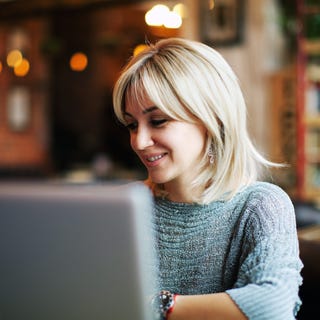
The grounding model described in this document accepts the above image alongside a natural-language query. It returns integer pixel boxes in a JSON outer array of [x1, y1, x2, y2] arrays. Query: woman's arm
[[170, 292, 247, 320]]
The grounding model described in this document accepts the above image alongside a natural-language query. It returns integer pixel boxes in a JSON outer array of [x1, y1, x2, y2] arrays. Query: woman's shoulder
[[239, 181, 292, 205], [237, 182, 297, 237], [237, 182, 295, 220]]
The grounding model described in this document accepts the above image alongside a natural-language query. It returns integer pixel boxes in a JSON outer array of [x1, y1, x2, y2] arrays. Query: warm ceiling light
[[7, 49, 23, 67], [14, 58, 30, 77], [70, 52, 88, 72], [164, 11, 182, 28], [133, 44, 148, 56], [145, 3, 183, 29], [145, 4, 170, 26]]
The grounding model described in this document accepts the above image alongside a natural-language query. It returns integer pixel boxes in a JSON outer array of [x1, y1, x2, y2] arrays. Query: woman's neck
[[164, 181, 202, 203]]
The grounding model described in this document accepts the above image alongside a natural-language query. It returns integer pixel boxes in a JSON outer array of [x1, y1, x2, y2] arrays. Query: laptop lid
[[0, 181, 157, 320]]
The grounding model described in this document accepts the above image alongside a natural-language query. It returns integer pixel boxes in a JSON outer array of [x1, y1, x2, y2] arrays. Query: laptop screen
[[0, 181, 157, 320]]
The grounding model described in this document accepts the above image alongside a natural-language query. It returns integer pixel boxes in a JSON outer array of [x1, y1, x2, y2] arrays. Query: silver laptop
[[0, 181, 157, 320]]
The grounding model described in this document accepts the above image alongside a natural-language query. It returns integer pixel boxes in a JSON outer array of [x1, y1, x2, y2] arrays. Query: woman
[[112, 37, 303, 320]]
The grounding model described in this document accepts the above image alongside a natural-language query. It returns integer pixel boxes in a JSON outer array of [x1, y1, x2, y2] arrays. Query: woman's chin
[[148, 174, 169, 185]]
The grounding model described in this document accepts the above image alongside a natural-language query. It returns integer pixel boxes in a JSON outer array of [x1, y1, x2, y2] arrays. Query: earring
[[208, 146, 214, 164]]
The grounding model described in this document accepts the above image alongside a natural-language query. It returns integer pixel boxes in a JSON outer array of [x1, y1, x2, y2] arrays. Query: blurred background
[[0, 0, 319, 318], [0, 0, 302, 185]]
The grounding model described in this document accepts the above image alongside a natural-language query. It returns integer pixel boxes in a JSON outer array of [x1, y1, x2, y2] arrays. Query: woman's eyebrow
[[143, 106, 158, 114], [124, 106, 158, 118]]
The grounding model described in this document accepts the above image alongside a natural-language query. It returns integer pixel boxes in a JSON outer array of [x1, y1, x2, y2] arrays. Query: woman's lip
[[141, 153, 167, 166]]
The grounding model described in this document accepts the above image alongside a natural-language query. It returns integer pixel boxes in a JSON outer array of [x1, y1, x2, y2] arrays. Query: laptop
[[0, 181, 157, 320]]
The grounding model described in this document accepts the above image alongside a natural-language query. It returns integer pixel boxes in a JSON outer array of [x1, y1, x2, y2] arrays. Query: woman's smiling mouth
[[147, 154, 164, 162], [144, 153, 167, 165]]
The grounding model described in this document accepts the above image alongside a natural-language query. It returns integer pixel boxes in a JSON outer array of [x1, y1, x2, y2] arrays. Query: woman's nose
[[131, 127, 154, 151]]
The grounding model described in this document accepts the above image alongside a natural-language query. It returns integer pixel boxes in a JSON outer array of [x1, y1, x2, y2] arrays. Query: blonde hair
[[113, 37, 278, 203]]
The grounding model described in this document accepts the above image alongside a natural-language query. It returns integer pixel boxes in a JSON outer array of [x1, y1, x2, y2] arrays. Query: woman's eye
[[125, 122, 138, 131], [151, 119, 167, 127]]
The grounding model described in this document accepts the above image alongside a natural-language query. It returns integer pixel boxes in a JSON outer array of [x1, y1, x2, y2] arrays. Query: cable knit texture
[[153, 182, 303, 320]]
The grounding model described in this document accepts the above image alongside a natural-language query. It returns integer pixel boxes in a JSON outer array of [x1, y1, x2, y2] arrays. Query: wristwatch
[[151, 290, 176, 320]]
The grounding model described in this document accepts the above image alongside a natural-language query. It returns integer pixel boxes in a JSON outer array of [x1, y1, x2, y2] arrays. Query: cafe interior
[[0, 0, 320, 318]]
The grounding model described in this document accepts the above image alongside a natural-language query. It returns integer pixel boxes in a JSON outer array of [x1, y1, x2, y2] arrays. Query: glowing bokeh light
[[0, 61, 2, 73], [70, 52, 88, 72], [14, 58, 30, 77], [151, 4, 170, 18], [133, 44, 148, 56], [145, 4, 170, 26], [145, 10, 161, 26], [7, 49, 23, 67], [164, 11, 182, 28]]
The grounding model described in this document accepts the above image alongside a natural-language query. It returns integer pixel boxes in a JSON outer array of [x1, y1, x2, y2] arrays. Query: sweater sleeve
[[226, 184, 303, 320]]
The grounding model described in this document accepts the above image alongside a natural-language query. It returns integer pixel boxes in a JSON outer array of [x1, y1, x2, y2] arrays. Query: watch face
[[160, 291, 173, 310], [151, 290, 175, 320]]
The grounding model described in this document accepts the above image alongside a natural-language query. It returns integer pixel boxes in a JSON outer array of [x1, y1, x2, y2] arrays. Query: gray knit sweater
[[153, 182, 303, 320]]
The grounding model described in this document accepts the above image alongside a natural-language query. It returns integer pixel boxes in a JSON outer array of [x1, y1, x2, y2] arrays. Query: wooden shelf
[[304, 187, 320, 200], [283, 1, 320, 202], [305, 156, 320, 164], [305, 116, 320, 127], [299, 224, 320, 242], [303, 40, 320, 55]]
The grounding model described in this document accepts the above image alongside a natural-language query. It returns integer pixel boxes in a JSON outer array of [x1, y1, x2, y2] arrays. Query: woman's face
[[124, 95, 207, 189]]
